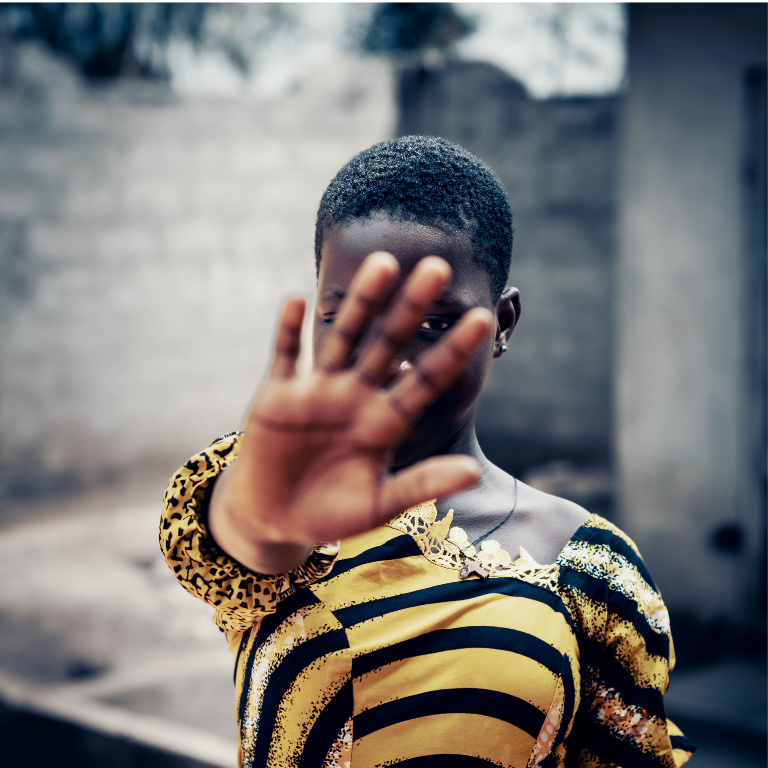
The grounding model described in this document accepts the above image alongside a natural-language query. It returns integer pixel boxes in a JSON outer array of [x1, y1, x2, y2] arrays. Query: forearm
[[209, 464, 314, 574]]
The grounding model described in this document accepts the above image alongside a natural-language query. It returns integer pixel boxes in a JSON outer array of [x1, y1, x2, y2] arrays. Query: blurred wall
[[0, 43, 394, 496], [0, 41, 622, 499], [396, 61, 620, 475], [616, 3, 767, 629]]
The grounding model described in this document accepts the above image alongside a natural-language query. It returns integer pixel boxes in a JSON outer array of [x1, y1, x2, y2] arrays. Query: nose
[[351, 320, 416, 389], [376, 356, 413, 389]]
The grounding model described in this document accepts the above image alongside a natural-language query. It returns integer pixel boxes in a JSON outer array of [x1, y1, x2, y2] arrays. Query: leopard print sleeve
[[159, 433, 340, 633]]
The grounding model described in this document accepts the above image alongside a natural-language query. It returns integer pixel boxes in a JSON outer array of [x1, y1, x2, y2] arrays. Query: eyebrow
[[433, 292, 465, 307], [320, 287, 467, 309], [321, 288, 347, 303]]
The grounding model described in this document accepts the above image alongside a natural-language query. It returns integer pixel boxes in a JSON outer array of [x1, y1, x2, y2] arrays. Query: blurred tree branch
[[0, 3, 291, 80], [361, 3, 474, 67]]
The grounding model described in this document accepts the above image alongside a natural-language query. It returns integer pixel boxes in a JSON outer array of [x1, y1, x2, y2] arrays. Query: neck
[[434, 416, 493, 472], [390, 413, 496, 474], [431, 416, 517, 522]]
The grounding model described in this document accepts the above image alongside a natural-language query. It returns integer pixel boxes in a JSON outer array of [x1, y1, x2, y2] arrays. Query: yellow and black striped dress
[[160, 434, 695, 768]]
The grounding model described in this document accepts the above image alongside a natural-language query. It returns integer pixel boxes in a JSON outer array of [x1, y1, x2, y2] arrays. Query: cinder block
[[63, 180, 122, 220], [122, 176, 189, 219], [97, 226, 160, 263], [163, 220, 224, 262], [29, 224, 97, 263], [0, 186, 38, 218]]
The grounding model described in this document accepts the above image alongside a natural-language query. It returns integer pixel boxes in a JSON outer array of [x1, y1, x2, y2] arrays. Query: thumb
[[377, 455, 482, 522]]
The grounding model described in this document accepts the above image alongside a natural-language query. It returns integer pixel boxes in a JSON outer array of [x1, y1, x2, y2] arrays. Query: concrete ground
[[0, 479, 765, 767], [0, 472, 237, 767]]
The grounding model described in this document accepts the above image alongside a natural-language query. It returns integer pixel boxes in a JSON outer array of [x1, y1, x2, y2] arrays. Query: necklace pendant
[[459, 558, 489, 581]]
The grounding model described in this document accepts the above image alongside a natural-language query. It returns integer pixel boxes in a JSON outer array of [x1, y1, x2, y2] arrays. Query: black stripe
[[352, 626, 564, 678], [670, 734, 697, 753], [594, 654, 667, 720], [355, 688, 545, 740], [238, 588, 321, 726], [252, 629, 349, 768], [572, 627, 671, 718], [255, 588, 321, 644], [574, 715, 668, 768], [570, 526, 658, 592], [335, 577, 572, 629], [239, 629, 264, 727], [563, 623, 667, 722], [555, 654, 576, 749], [559, 568, 670, 659], [579, 620, 664, 717], [298, 678, 353, 768], [317, 535, 423, 582], [387, 757, 500, 767], [233, 626, 252, 685]]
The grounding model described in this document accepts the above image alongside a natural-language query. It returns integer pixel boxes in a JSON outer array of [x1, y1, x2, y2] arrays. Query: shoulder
[[508, 481, 591, 565], [557, 514, 671, 640], [557, 514, 653, 585]]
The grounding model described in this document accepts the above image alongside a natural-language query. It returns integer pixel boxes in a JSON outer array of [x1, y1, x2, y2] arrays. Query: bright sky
[[167, 3, 626, 100], [455, 3, 626, 99]]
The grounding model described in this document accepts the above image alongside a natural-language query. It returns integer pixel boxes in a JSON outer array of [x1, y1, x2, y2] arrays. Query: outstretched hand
[[210, 252, 494, 572]]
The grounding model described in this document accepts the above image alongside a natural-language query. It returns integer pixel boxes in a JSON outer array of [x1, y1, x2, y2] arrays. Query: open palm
[[217, 253, 494, 554]]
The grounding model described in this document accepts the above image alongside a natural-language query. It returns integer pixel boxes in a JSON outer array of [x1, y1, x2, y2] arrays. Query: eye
[[322, 313, 336, 325], [419, 316, 455, 333]]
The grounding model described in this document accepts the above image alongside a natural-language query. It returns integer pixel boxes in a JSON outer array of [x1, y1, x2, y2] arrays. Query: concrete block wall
[[0, 45, 621, 497], [0, 43, 395, 495], [398, 62, 619, 472]]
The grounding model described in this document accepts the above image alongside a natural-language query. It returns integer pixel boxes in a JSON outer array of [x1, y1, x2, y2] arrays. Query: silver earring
[[500, 345, 507, 353]]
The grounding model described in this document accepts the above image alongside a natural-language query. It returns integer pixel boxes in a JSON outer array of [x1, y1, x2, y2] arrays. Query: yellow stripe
[[316, 551, 574, 653], [582, 514, 643, 559], [564, 540, 669, 635], [354, 646, 556, 714], [567, 585, 669, 691], [312, 546, 452, 606], [353, 712, 533, 767], [346, 590, 574, 658], [672, 747, 695, 766], [608, 616, 669, 690], [666, 718, 684, 737], [333, 526, 401, 562], [226, 628, 244, 659]]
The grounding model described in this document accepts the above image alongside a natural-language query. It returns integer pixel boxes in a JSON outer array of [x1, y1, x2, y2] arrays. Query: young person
[[160, 136, 694, 767]]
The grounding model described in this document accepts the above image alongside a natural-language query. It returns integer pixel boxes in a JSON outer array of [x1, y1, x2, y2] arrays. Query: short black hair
[[315, 136, 513, 303]]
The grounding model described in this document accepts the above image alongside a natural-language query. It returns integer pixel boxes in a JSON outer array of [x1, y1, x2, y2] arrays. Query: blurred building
[[616, 3, 766, 645]]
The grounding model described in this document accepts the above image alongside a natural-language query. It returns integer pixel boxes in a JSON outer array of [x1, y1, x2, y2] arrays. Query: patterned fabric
[[160, 435, 339, 633], [160, 435, 695, 768]]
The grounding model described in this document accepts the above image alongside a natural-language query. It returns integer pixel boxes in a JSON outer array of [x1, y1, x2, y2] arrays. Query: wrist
[[209, 465, 315, 573]]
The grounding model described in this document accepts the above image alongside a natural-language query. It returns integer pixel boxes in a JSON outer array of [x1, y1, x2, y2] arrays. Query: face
[[314, 212, 515, 466]]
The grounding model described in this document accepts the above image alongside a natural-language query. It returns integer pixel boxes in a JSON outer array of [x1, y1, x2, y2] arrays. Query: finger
[[319, 252, 399, 372], [355, 256, 452, 386], [386, 307, 494, 428], [269, 295, 306, 379], [378, 455, 482, 521]]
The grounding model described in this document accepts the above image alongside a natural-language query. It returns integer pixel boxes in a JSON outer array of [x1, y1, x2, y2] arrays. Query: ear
[[492, 287, 521, 359]]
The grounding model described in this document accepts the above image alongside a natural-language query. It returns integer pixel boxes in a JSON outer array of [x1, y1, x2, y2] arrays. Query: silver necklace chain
[[460, 476, 518, 555]]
